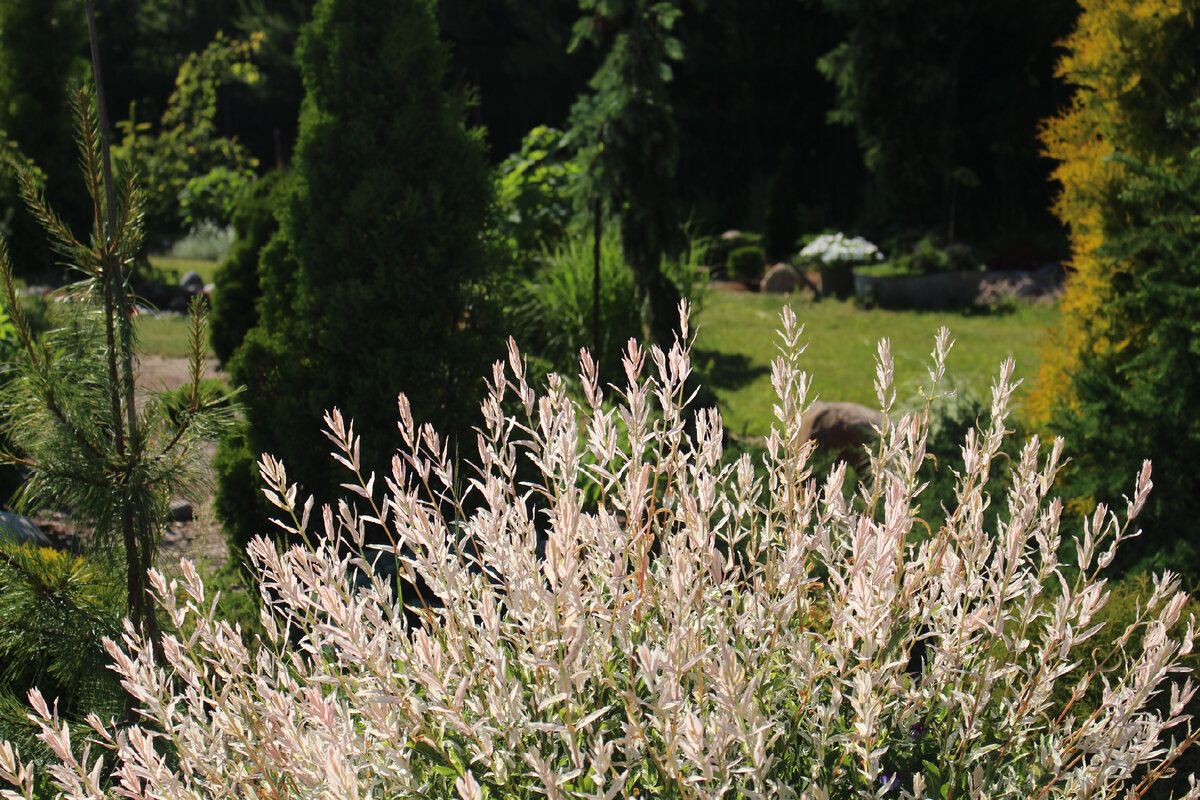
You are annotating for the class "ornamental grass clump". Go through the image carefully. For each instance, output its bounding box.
[3,304,1198,799]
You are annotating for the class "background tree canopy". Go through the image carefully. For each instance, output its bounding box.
[0,0,1080,274]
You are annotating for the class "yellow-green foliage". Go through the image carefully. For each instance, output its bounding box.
[0,543,126,797]
[1031,0,1200,424]
[0,543,124,710]
[0,543,126,731]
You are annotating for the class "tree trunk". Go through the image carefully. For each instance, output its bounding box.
[88,0,162,663]
[592,197,601,358]
[641,268,682,351]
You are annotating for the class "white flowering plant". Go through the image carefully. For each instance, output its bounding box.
[2,303,1198,800]
[799,233,885,265]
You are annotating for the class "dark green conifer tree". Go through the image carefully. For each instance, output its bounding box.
[569,0,686,349]
[218,0,496,555]
[209,170,287,367]
[1049,113,1200,583]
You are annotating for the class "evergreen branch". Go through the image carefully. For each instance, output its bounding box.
[0,249,110,464]
[150,296,236,459]
[187,297,207,412]
[15,171,85,264]
[0,454,110,489]
[84,0,118,247]
[69,84,106,252]
[0,238,40,361]
[113,173,147,260]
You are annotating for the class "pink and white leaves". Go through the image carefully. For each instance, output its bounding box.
[2,302,1195,800]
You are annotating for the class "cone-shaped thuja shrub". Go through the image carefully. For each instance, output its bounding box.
[209,169,288,368]
[5,304,1198,799]
[218,0,497,555]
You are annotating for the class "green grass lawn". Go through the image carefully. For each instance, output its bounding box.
[147,256,220,286]
[693,290,1057,438]
[135,256,219,358]
[129,283,1057,429]
[134,314,208,359]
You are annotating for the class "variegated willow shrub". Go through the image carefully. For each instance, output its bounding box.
[3,304,1198,800]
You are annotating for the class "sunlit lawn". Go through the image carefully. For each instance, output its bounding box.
[131,280,1058,428]
[134,314,207,359]
[693,289,1058,438]
[147,255,220,286]
[134,256,218,358]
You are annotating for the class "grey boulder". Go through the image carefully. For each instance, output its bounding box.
[180,271,206,294]
[761,263,801,294]
[0,511,53,549]
[799,401,885,471]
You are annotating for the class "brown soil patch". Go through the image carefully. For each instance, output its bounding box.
[139,354,229,570]
[31,355,230,570]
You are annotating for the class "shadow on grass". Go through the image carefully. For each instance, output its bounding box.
[693,348,771,394]
[853,298,1024,318]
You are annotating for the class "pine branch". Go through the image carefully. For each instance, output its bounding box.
[0,265,111,464]
[15,171,85,264]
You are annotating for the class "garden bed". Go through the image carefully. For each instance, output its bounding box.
[853,268,984,310]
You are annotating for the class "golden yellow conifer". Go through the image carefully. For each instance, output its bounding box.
[1031,0,1199,423]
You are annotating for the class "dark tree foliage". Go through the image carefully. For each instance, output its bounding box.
[209,170,288,366]
[439,0,595,160]
[569,0,687,348]
[673,0,863,234]
[438,0,863,241]
[0,0,89,278]
[1049,133,1200,584]
[218,0,497,555]
[96,0,238,121]
[440,0,865,239]
[226,0,314,168]
[113,31,263,245]
[0,0,1079,268]
[0,1,304,262]
[94,0,310,180]
[763,145,798,262]
[818,0,1073,247]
